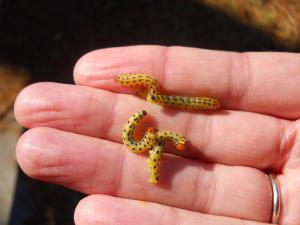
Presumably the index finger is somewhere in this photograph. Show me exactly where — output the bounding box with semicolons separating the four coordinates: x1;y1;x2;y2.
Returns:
74;45;300;119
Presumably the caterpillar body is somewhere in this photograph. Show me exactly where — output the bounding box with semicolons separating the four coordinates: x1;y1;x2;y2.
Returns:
115;73;221;110
122;110;187;183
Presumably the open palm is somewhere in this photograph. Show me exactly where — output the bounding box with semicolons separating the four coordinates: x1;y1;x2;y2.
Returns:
15;46;300;225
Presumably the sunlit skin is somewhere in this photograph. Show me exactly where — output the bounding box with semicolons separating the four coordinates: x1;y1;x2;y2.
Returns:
15;46;300;225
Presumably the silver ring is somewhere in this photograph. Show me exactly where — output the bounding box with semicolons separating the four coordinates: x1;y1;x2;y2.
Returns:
268;174;281;224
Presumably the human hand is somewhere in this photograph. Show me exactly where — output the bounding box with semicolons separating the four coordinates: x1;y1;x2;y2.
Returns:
15;46;300;225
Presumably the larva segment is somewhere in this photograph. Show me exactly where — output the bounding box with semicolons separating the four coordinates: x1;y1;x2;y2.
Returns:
148;144;163;183
156;131;187;151
122;110;157;153
147;94;221;110
115;73;160;95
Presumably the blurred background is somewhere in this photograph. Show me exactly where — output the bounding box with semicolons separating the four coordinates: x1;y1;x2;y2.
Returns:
0;0;299;225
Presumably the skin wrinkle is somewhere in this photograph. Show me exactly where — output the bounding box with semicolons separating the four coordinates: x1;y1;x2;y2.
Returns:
169;206;182;225
59;87;88;126
225;52;236;106
30;154;72;184
181;113;211;161
188;165;202;212
89;148;103;194
37;165;71;183
200;115;213;160
95;90;117;138
78;89;100;133
94;143;125;195
205;168;219;217
32;114;77;129
112;145;127;197
159;46;169;90
276;119;290;171
87;90;116;137
237;52;253;107
22;107;62;128
20;84;96;132
189;164;213;214
18;83;62;113
75;49;125;81
182;113;195;148
201;166;216;214
35;131;64;167
280;121;299;171
21;130;71;182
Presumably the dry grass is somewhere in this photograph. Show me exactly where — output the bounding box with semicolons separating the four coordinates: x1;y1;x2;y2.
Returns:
198;0;300;48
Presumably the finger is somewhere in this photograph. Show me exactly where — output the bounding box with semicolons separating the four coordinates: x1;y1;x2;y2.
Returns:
17;127;272;222
75;195;269;225
74;45;300;119
15;82;290;170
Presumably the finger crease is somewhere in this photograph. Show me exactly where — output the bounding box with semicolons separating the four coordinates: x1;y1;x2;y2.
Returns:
100;92;118;137
159;47;171;89
112;145;127;196
201;116;213;154
183;113;195;143
237;52;253;105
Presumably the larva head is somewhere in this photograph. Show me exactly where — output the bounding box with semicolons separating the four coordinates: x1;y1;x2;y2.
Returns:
114;74;123;84
212;99;221;109
175;136;187;151
146;94;156;103
147;127;155;133
114;73;133;86
176;143;185;151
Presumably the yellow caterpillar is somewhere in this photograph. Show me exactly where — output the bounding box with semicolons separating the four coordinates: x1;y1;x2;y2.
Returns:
115;73;221;110
123;110;187;183
122;110;156;153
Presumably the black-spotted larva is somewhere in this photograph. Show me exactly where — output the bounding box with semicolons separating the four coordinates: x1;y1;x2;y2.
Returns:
115;73;221;110
122;110;156;153
122;110;187;183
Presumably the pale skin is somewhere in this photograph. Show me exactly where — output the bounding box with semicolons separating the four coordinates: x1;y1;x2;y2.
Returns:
14;45;300;225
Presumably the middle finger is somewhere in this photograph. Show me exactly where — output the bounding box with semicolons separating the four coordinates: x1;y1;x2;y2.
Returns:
15;82;289;169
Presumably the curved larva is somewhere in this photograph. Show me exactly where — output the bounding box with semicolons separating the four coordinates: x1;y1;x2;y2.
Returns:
115;73;221;110
122;110;187;184
156;131;187;151
122;110;156;153
115;73;160;95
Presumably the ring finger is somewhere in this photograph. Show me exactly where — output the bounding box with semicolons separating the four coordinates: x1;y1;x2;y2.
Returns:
17;127;272;222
